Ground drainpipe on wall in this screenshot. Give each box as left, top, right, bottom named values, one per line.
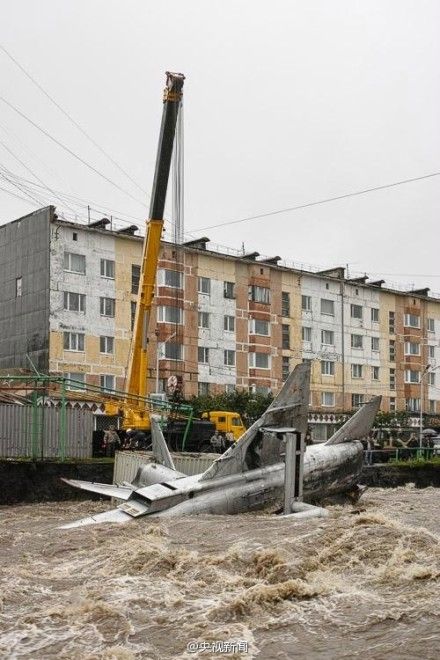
left=340, top=278, right=345, bottom=410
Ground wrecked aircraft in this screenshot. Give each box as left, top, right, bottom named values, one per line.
left=61, top=363, right=381, bottom=528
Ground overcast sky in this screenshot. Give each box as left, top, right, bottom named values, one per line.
left=1, top=1, right=439, bottom=292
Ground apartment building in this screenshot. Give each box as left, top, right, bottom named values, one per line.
left=1, top=206, right=439, bottom=433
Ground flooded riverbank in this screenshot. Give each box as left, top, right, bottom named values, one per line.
left=1, top=486, right=439, bottom=659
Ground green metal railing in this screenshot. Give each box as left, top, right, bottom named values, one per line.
left=1, top=374, right=194, bottom=461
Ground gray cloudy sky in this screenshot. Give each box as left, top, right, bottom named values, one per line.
left=1, top=1, right=439, bottom=291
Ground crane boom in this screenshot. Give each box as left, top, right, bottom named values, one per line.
left=122, top=72, right=185, bottom=428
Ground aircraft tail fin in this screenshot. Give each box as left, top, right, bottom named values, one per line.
left=151, top=415, right=176, bottom=470
left=200, top=363, right=311, bottom=481
left=324, top=396, right=381, bottom=445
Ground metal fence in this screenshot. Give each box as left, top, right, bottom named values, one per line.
left=364, top=447, right=438, bottom=465
left=0, top=404, right=93, bottom=459
left=113, top=450, right=219, bottom=484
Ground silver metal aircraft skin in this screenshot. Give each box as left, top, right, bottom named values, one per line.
left=60, top=364, right=381, bottom=528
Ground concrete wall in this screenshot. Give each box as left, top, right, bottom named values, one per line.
left=0, top=207, right=52, bottom=370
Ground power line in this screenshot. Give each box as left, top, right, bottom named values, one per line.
left=0, top=184, right=39, bottom=205
left=0, top=166, right=45, bottom=205
left=0, top=95, right=148, bottom=209
left=0, top=166, right=144, bottom=224
left=193, top=171, right=440, bottom=232
left=0, top=139, right=77, bottom=214
left=0, top=43, right=149, bottom=199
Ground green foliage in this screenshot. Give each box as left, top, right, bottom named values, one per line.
left=389, top=456, right=440, bottom=468
left=374, top=410, right=411, bottom=428
left=184, top=389, right=274, bottom=425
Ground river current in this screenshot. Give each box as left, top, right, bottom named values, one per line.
left=0, top=486, right=439, bottom=659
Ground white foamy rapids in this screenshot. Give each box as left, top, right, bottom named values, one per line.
left=0, top=488, right=439, bottom=658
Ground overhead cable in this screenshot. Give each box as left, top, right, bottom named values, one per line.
left=0, top=43, right=149, bottom=198
left=193, top=171, right=440, bottom=231
left=0, top=95, right=147, bottom=209
left=0, top=139, right=77, bottom=214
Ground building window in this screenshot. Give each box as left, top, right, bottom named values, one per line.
left=389, top=340, right=395, bottom=361
left=302, top=326, right=312, bottom=342
left=160, top=269, right=183, bottom=288
left=100, top=258, right=115, bottom=279
left=63, top=332, right=85, bottom=352
left=352, top=393, right=364, bottom=408
left=72, top=232, right=78, bottom=241
left=66, top=372, right=85, bottom=391
left=249, top=318, right=270, bottom=336
left=428, top=372, right=435, bottom=386
left=282, top=356, right=290, bottom=381
left=100, top=336, right=114, bottom=354
left=351, top=364, right=363, bottom=378
left=404, top=341, right=420, bottom=356
left=281, top=291, right=290, bottom=317
left=427, top=318, right=435, bottom=332
left=428, top=399, right=435, bottom=413
left=160, top=342, right=183, bottom=360
left=282, top=324, right=290, bottom=349
left=321, top=391, right=335, bottom=407
left=404, top=313, right=420, bottom=328
left=406, top=398, right=420, bottom=412
left=63, top=252, right=86, bottom=274
left=372, top=366, right=380, bottom=380
left=351, top=334, right=363, bottom=349
left=428, top=345, right=435, bottom=359
left=390, top=368, right=395, bottom=390
left=321, top=299, right=335, bottom=316
left=224, top=315, right=235, bottom=332
left=198, top=382, right=210, bottom=396
left=131, top=301, right=136, bottom=331
left=198, top=346, right=209, bottom=364
left=371, top=308, right=379, bottom=323
left=249, top=285, right=270, bottom=305
left=15, top=276, right=22, bottom=297
left=351, top=304, right=363, bottom=320
left=198, top=276, right=211, bottom=295
left=224, top=349, right=235, bottom=366
left=249, top=352, right=270, bottom=369
left=63, top=291, right=86, bottom=312
left=371, top=337, right=379, bottom=352
left=225, top=384, right=235, bottom=393
left=302, top=295, right=312, bottom=311
left=404, top=369, right=420, bottom=384
left=100, top=374, right=115, bottom=393
left=158, top=305, right=183, bottom=324
left=100, top=297, right=115, bottom=317
left=321, top=360, right=335, bottom=376
left=224, top=281, right=235, bottom=299
left=198, top=311, right=210, bottom=328
left=321, top=329, right=334, bottom=346
left=390, top=397, right=396, bottom=412
left=389, top=311, right=395, bottom=334
left=131, top=264, right=140, bottom=294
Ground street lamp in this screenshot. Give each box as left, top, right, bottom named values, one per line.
left=419, top=363, right=440, bottom=448
left=155, top=331, right=177, bottom=394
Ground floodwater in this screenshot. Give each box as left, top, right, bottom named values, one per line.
left=0, top=487, right=439, bottom=659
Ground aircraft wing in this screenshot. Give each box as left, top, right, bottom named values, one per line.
left=59, top=507, right=133, bottom=529
left=61, top=478, right=134, bottom=500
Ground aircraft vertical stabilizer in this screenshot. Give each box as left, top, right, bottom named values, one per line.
left=324, top=396, right=381, bottom=446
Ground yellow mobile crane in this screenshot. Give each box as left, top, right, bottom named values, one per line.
left=106, top=72, right=185, bottom=431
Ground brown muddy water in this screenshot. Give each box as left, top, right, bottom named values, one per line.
left=0, top=487, right=439, bottom=659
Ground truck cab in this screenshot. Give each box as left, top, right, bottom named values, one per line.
left=200, top=411, right=246, bottom=441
